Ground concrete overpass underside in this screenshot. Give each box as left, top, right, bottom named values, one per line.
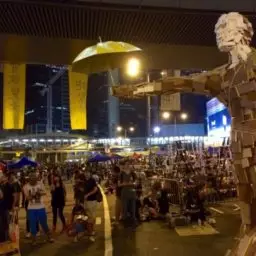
left=1, top=0, right=253, bottom=68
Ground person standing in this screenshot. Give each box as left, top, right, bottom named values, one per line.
left=84, top=171, right=98, bottom=242
left=51, top=175, right=67, bottom=232
left=119, top=161, right=137, bottom=226
left=112, top=165, right=122, bottom=224
left=23, top=173, right=53, bottom=245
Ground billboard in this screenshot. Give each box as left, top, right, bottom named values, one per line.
left=206, top=98, right=231, bottom=137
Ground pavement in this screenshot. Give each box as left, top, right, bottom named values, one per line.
left=18, top=185, right=241, bottom=256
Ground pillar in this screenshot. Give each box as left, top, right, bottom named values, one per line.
left=108, top=69, right=120, bottom=138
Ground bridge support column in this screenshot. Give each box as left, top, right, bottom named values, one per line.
left=108, top=69, right=120, bottom=138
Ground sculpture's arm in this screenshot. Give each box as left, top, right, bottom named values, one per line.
left=111, top=68, right=225, bottom=99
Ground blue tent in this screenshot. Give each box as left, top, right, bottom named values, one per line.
left=88, top=154, right=112, bottom=163
left=111, top=154, right=123, bottom=160
left=8, top=157, right=38, bottom=169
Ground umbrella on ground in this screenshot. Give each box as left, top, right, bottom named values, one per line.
left=8, top=157, right=38, bottom=169
left=72, top=39, right=144, bottom=74
left=88, top=154, right=112, bottom=163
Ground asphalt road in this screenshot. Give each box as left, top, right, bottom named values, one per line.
left=18, top=185, right=241, bottom=256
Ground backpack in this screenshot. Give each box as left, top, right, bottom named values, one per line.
left=96, top=185, right=103, bottom=203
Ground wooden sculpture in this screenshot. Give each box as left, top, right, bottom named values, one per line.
left=112, top=12, right=256, bottom=255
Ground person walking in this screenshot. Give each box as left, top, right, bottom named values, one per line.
left=23, top=173, right=53, bottom=245
left=51, top=175, right=67, bottom=233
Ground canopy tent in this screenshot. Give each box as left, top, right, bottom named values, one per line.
left=8, top=157, right=38, bottom=169
left=88, top=154, right=112, bottom=163
left=111, top=154, right=123, bottom=160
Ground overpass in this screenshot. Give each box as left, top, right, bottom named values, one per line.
left=1, top=0, right=255, bottom=68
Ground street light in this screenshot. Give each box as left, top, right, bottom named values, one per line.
left=129, top=127, right=135, bottom=132
left=153, top=126, right=161, bottom=134
left=162, top=111, right=171, bottom=120
left=126, top=57, right=140, bottom=77
left=180, top=113, right=188, bottom=120
left=116, top=126, right=135, bottom=138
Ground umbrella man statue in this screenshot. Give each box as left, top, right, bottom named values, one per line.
left=112, top=12, right=256, bottom=255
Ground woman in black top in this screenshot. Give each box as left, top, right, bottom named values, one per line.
left=51, top=175, right=66, bottom=232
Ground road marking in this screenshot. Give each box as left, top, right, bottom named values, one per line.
left=96, top=217, right=102, bottom=225
left=209, top=207, right=224, bottom=214
left=233, top=204, right=240, bottom=211
left=98, top=185, right=113, bottom=256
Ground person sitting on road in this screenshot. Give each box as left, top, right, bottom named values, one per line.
left=68, top=202, right=88, bottom=242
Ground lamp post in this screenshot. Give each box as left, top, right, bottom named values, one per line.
left=116, top=126, right=135, bottom=138
left=161, top=111, right=188, bottom=136
left=126, top=58, right=152, bottom=137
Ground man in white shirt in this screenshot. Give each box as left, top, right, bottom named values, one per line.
left=23, top=172, right=53, bottom=245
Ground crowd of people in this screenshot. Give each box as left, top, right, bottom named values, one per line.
left=0, top=144, right=237, bottom=254
left=0, top=163, right=101, bottom=248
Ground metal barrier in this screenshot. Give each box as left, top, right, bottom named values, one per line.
left=142, top=177, right=237, bottom=210
left=142, top=178, right=183, bottom=207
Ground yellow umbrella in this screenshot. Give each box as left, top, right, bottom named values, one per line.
left=72, top=40, right=144, bottom=74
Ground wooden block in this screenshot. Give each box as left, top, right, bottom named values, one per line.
left=231, top=141, right=242, bottom=153
left=238, top=183, right=252, bottom=203
left=235, top=164, right=249, bottom=184
left=242, top=158, right=250, bottom=168
left=247, top=91, right=256, bottom=101
left=242, top=133, right=255, bottom=147
left=243, top=147, right=253, bottom=158
left=241, top=97, right=256, bottom=108
left=233, top=153, right=243, bottom=160
left=249, top=166, right=256, bottom=185
left=225, top=87, right=240, bottom=99
left=192, top=81, right=205, bottom=92
left=236, top=81, right=256, bottom=95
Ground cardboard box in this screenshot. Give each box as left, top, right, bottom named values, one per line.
left=236, top=81, right=256, bottom=95
left=243, top=147, right=253, bottom=158
left=231, top=141, right=242, bottom=153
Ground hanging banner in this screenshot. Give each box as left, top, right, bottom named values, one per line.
left=68, top=68, right=88, bottom=130
left=160, top=93, right=181, bottom=111
left=3, top=63, right=26, bottom=129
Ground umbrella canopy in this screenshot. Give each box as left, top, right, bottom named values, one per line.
left=88, top=154, right=112, bottom=163
left=72, top=41, right=144, bottom=74
left=8, top=157, right=38, bottom=169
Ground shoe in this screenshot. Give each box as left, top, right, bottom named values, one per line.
left=36, top=232, right=40, bottom=237
left=73, top=236, right=78, bottom=243
left=89, top=236, right=95, bottom=242
left=47, top=237, right=54, bottom=243
left=25, top=233, right=31, bottom=238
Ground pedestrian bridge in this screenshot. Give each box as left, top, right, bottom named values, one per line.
left=2, top=1, right=255, bottom=68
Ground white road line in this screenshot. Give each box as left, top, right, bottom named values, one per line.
left=209, top=207, right=224, bottom=214
left=96, top=217, right=102, bottom=225
left=233, top=204, right=240, bottom=211
left=98, top=185, right=113, bottom=256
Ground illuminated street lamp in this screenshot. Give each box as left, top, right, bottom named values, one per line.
left=116, top=126, right=135, bottom=138
left=181, top=113, right=188, bottom=120
left=126, top=57, right=140, bottom=77
left=162, top=111, right=171, bottom=120
left=153, top=126, right=161, bottom=134
left=116, top=126, right=123, bottom=132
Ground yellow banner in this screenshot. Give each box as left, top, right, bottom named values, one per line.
left=3, top=64, right=26, bottom=129
left=69, top=68, right=88, bottom=130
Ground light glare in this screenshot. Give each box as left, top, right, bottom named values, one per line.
left=126, top=58, right=140, bottom=77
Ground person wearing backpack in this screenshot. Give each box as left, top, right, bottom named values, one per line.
left=118, top=161, right=137, bottom=226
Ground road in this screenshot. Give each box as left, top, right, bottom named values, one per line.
left=18, top=185, right=241, bottom=256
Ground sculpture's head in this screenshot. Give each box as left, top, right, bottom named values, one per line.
left=215, top=12, right=254, bottom=68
